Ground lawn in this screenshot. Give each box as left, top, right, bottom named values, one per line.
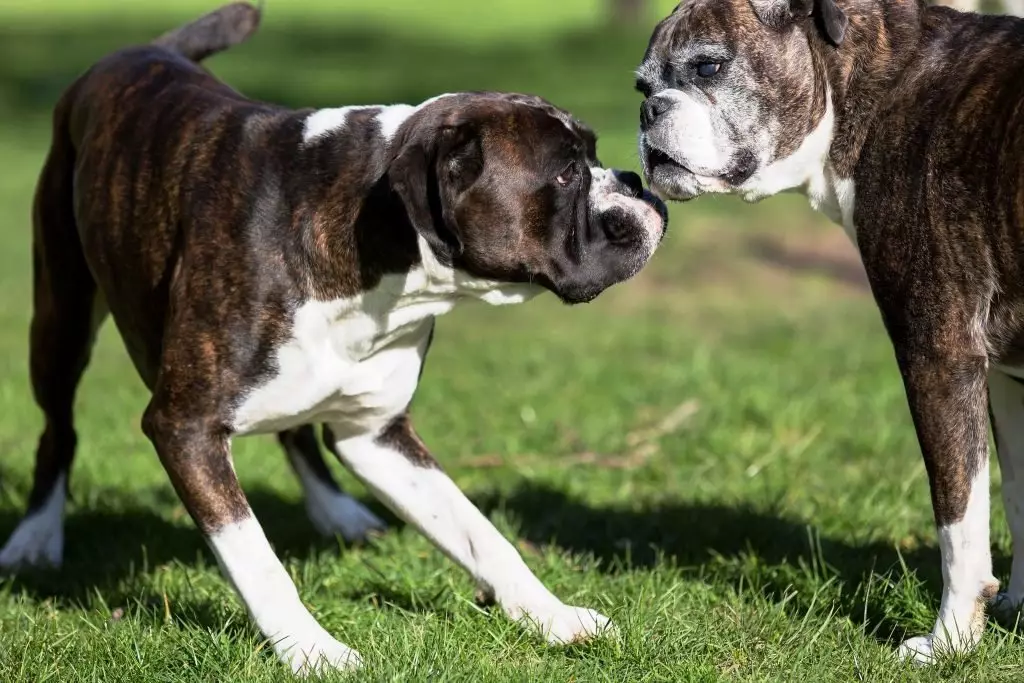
left=0, top=1, right=1021, bottom=681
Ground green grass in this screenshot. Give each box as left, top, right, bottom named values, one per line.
left=0, top=1, right=1021, bottom=681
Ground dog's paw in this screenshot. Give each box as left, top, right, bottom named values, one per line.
left=0, top=515, right=63, bottom=571
left=276, top=629, right=363, bottom=676
left=897, top=635, right=937, bottom=665
left=990, top=592, right=1024, bottom=628
left=306, top=493, right=386, bottom=543
left=516, top=604, right=615, bottom=645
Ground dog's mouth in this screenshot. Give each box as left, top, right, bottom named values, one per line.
left=647, top=147, right=689, bottom=174
left=644, top=145, right=698, bottom=201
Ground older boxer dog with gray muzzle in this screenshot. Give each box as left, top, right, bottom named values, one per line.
left=0, top=2, right=667, bottom=675
left=636, top=0, right=1024, bottom=665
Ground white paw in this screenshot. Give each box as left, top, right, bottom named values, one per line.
left=897, top=635, right=937, bottom=665
left=0, top=514, right=64, bottom=571
left=276, top=629, right=363, bottom=676
left=515, top=604, right=615, bottom=645
left=990, top=592, right=1023, bottom=628
left=306, top=494, right=386, bottom=543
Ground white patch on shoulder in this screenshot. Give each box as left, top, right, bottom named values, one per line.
left=304, top=95, right=458, bottom=148
left=302, top=106, right=378, bottom=144
left=209, top=516, right=361, bottom=674
left=377, top=93, right=457, bottom=144
left=375, top=105, right=416, bottom=143
left=231, top=236, right=541, bottom=437
left=0, top=473, right=66, bottom=570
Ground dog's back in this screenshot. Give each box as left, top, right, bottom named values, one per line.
left=33, top=3, right=266, bottom=387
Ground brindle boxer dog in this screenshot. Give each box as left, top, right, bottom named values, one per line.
left=0, top=2, right=667, bottom=674
left=636, top=0, right=1024, bottom=666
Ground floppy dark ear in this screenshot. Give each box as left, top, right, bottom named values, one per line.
left=390, top=122, right=482, bottom=266
left=816, top=0, right=847, bottom=47
left=749, top=0, right=846, bottom=46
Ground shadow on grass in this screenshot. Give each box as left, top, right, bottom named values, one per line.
left=0, top=474, right=1014, bottom=646
left=0, top=488, right=398, bottom=623
left=478, top=482, right=1016, bottom=647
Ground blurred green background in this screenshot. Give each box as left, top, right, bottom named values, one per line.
left=0, top=1, right=1019, bottom=681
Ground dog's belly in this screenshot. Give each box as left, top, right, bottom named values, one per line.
left=231, top=309, right=430, bottom=438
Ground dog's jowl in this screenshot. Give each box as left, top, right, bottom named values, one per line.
left=0, top=1, right=667, bottom=675
left=635, top=0, right=1024, bottom=665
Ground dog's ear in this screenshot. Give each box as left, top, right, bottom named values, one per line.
left=390, top=122, right=483, bottom=266
left=816, top=0, right=848, bottom=46
left=749, top=0, right=847, bottom=47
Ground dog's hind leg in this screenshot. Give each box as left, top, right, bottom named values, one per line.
left=277, top=425, right=384, bottom=542
left=987, top=369, right=1024, bottom=627
left=0, top=116, right=106, bottom=571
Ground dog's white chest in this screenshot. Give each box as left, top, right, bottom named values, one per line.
left=231, top=277, right=442, bottom=437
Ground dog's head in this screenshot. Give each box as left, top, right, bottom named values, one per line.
left=636, top=0, right=847, bottom=202
left=390, top=93, right=667, bottom=305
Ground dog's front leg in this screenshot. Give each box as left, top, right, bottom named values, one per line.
left=142, top=404, right=361, bottom=675
left=892, top=347, right=999, bottom=663
left=330, top=413, right=613, bottom=644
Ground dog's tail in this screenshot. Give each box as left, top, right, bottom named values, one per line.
left=152, top=1, right=263, bottom=62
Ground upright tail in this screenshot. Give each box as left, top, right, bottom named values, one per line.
left=152, top=1, right=263, bottom=62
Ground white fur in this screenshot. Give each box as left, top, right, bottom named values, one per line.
left=302, top=106, right=378, bottom=144
left=589, top=168, right=666, bottom=246
left=658, top=88, right=735, bottom=176
left=303, top=95, right=458, bottom=147
left=898, top=464, right=996, bottom=664
left=986, top=370, right=1024, bottom=624
left=231, top=237, right=540, bottom=437
left=0, top=473, right=66, bottom=569
left=376, top=94, right=456, bottom=143
left=734, top=95, right=859, bottom=243
left=209, top=516, right=361, bottom=674
left=375, top=105, right=416, bottom=143
left=331, top=431, right=613, bottom=644
left=282, top=442, right=386, bottom=541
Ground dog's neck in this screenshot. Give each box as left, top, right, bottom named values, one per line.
left=291, top=104, right=540, bottom=310
left=811, top=0, right=925, bottom=178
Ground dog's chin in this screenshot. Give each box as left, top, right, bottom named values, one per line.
left=643, top=148, right=728, bottom=202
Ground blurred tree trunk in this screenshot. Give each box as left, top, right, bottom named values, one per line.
left=610, top=0, right=648, bottom=23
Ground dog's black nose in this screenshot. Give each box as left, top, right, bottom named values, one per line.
left=614, top=170, right=644, bottom=198
left=640, top=95, right=671, bottom=129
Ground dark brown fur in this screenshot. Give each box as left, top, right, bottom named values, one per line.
left=639, top=0, right=1024, bottom=656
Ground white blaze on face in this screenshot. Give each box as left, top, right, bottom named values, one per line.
left=657, top=88, right=736, bottom=176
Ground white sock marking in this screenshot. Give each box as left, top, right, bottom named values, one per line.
left=987, top=370, right=1024, bottom=621
left=0, top=472, right=66, bottom=569
left=898, top=463, right=995, bottom=663
left=331, top=431, right=612, bottom=644
left=209, top=515, right=362, bottom=674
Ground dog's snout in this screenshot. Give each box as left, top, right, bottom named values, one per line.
left=614, top=170, right=644, bottom=198
left=640, top=95, right=671, bottom=129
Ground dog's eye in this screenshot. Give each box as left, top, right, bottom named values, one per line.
left=556, top=162, right=577, bottom=186
left=695, top=62, right=721, bottom=78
